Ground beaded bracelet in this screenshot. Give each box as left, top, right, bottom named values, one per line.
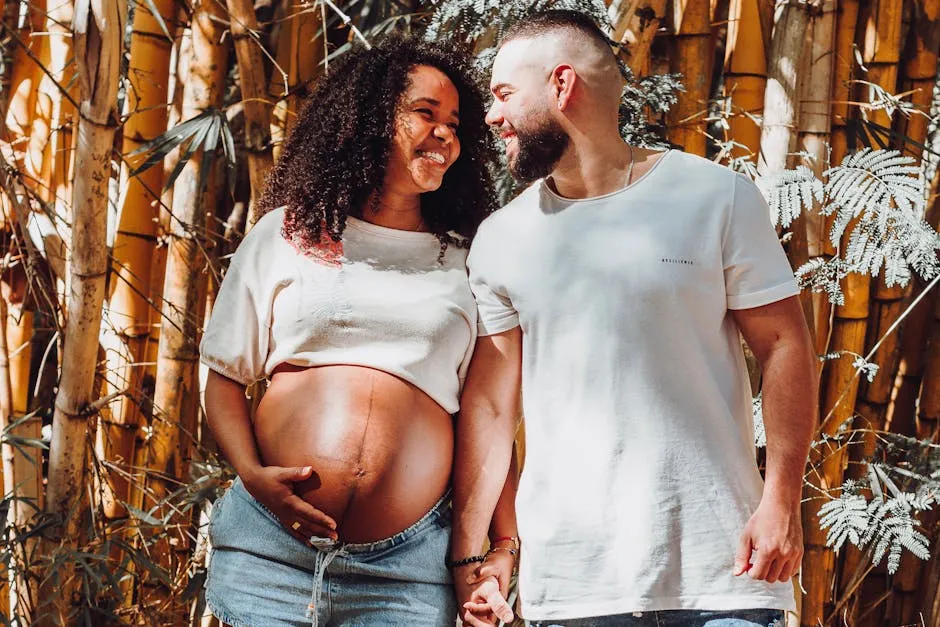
left=447, top=554, right=486, bottom=568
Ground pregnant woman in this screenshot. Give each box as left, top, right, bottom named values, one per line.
left=199, top=35, right=496, bottom=626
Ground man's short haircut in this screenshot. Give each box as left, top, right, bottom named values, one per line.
left=500, top=9, right=613, bottom=51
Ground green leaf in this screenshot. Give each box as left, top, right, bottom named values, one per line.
left=123, top=503, right=162, bottom=526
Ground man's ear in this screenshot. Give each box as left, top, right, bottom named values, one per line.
left=551, top=64, right=577, bottom=111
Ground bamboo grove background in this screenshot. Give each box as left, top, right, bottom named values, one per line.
left=0, top=0, right=938, bottom=624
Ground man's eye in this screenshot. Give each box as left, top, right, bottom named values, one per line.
left=416, top=108, right=433, bottom=115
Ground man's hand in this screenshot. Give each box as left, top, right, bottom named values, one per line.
left=733, top=496, right=803, bottom=582
left=241, top=465, right=338, bottom=544
left=459, top=577, right=513, bottom=627
left=454, top=554, right=515, bottom=626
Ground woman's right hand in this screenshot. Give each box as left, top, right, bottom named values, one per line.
left=242, top=465, right=339, bottom=543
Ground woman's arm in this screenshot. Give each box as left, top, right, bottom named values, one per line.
left=205, top=370, right=337, bottom=542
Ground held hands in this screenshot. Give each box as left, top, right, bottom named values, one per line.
left=734, top=496, right=803, bottom=583
left=242, top=465, right=338, bottom=544
left=454, top=550, right=515, bottom=627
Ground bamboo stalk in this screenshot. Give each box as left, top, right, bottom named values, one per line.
left=836, top=0, right=906, bottom=620
left=269, top=0, right=323, bottom=161
left=757, top=0, right=816, bottom=336
left=2, top=280, right=39, bottom=622
left=225, top=0, right=273, bottom=223
left=39, top=0, right=126, bottom=616
left=722, top=0, right=766, bottom=160
left=0, top=280, right=19, bottom=619
left=666, top=0, right=713, bottom=156
left=792, top=6, right=835, bottom=624
left=828, top=0, right=860, bottom=168
left=883, top=0, right=940, bottom=442
left=797, top=0, right=836, bottom=353
left=0, top=0, right=23, bottom=128
left=130, top=5, right=189, bottom=516
left=98, top=0, right=177, bottom=522
left=609, top=0, right=669, bottom=76
left=916, top=273, right=940, bottom=440
left=141, top=0, right=228, bottom=614
left=43, top=0, right=77, bottom=234
left=1, top=0, right=49, bottom=204
left=758, top=0, right=815, bottom=176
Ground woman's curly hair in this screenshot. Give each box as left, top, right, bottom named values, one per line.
left=259, top=34, right=498, bottom=253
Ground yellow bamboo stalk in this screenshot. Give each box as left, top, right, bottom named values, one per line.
left=269, top=0, right=323, bottom=161
left=828, top=0, right=860, bottom=167
left=919, top=538, right=940, bottom=627
left=884, top=158, right=940, bottom=623
left=1, top=0, right=49, bottom=205
left=609, top=0, right=669, bottom=76
left=226, top=0, right=273, bottom=223
left=805, top=275, right=868, bottom=626
left=831, top=0, right=905, bottom=621
left=758, top=0, right=815, bottom=177
left=797, top=0, right=836, bottom=352
left=141, top=0, right=228, bottom=614
left=38, top=0, right=126, bottom=619
left=43, top=0, right=77, bottom=232
left=2, top=277, right=39, bottom=622
left=899, top=0, right=940, bottom=157
left=666, top=0, right=713, bottom=156
left=130, top=7, right=190, bottom=515
left=757, top=0, right=815, bottom=351
left=722, top=0, right=766, bottom=159
left=855, top=0, right=903, bottom=131
left=98, top=0, right=176, bottom=521
left=791, top=7, right=835, bottom=625
left=0, top=0, right=21, bottom=123
left=0, top=283, right=18, bottom=619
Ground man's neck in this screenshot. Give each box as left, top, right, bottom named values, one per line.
left=547, top=135, right=635, bottom=199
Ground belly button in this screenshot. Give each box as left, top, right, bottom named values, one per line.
left=355, top=468, right=368, bottom=479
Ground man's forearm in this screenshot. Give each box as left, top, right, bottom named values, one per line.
left=451, top=399, right=517, bottom=561
left=760, top=339, right=818, bottom=504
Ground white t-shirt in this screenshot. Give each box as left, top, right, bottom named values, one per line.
left=467, top=150, right=799, bottom=620
left=200, top=207, right=477, bottom=413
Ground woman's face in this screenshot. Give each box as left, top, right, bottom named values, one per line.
left=384, top=65, right=462, bottom=195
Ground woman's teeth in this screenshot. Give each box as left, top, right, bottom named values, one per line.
left=417, top=150, right=446, bottom=164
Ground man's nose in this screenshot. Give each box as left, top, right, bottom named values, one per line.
left=485, top=101, right=503, bottom=127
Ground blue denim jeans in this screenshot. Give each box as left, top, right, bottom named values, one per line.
left=205, top=477, right=456, bottom=626
left=527, top=609, right=785, bottom=627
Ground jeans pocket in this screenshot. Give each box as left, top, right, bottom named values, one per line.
left=207, top=488, right=231, bottom=543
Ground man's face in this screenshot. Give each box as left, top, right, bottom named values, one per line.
left=486, top=40, right=570, bottom=184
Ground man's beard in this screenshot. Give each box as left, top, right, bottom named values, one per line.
left=508, top=114, right=569, bottom=184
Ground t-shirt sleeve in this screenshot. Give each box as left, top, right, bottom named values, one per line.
left=723, top=173, right=800, bottom=310
left=467, top=225, right=520, bottom=336
left=199, top=223, right=275, bottom=385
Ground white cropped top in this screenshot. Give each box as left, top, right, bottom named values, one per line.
left=199, top=207, right=477, bottom=413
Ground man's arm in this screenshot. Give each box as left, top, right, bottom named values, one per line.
left=452, top=328, right=523, bottom=624
left=731, top=295, right=818, bottom=583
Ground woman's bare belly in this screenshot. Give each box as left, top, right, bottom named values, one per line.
left=252, top=364, right=453, bottom=543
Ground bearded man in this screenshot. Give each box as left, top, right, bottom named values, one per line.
left=450, top=9, right=818, bottom=627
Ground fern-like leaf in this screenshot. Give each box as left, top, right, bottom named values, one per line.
left=818, top=492, right=869, bottom=552
left=795, top=258, right=851, bottom=305
left=759, top=166, right=824, bottom=228
left=822, top=148, right=938, bottom=288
